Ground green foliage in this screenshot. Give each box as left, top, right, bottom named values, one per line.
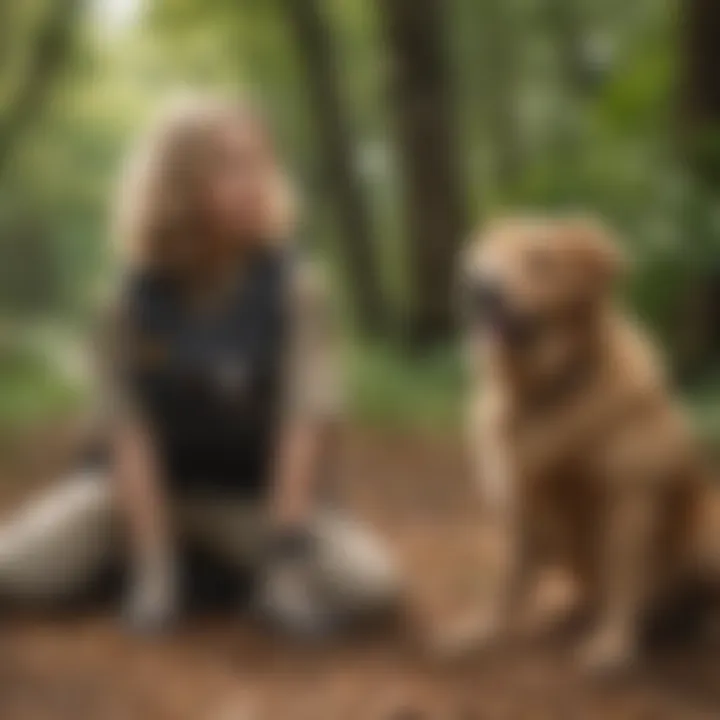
left=348, top=343, right=463, bottom=431
left=685, top=373, right=720, bottom=452
left=0, top=345, right=82, bottom=431
left=1, top=0, right=718, bottom=432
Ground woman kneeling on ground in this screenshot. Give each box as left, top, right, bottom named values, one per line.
left=0, top=94, right=398, bottom=636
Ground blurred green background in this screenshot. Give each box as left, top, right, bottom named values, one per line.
left=0, top=0, right=719, bottom=439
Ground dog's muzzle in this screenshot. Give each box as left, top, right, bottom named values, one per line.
left=461, top=276, right=538, bottom=347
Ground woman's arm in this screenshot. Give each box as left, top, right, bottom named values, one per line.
left=259, top=262, right=345, bottom=636
left=271, top=419, right=328, bottom=528
left=96, top=299, right=178, bottom=631
left=269, top=262, right=344, bottom=530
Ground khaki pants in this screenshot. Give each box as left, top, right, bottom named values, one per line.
left=0, top=471, right=398, bottom=615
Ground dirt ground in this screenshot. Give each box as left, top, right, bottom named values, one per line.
left=1, top=428, right=720, bottom=720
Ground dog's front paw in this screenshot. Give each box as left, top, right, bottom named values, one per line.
left=577, top=626, right=636, bottom=677
left=515, top=572, right=580, bottom=638
left=426, top=609, right=504, bottom=661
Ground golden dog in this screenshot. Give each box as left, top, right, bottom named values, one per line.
left=455, top=216, right=720, bottom=674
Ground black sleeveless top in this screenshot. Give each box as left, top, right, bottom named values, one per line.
left=123, top=248, right=289, bottom=498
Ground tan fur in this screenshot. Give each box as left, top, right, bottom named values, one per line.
left=458, top=215, right=719, bottom=673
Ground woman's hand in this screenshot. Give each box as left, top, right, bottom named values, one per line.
left=261, top=418, right=343, bottom=638
left=255, top=524, right=343, bottom=639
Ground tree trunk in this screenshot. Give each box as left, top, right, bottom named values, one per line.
left=281, top=0, right=386, bottom=337
left=0, top=0, right=85, bottom=177
left=681, top=0, right=720, bottom=182
left=674, top=0, right=720, bottom=381
left=378, top=0, right=467, bottom=349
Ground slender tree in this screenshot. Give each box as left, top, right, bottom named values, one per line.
left=377, top=0, right=467, bottom=348
left=0, top=0, right=86, bottom=176
left=281, top=0, right=387, bottom=337
left=674, top=0, right=720, bottom=380
left=682, top=0, right=720, bottom=182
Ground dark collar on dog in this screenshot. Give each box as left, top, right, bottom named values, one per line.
left=525, top=352, right=599, bottom=414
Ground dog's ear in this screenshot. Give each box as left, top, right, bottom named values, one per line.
left=567, top=217, right=627, bottom=295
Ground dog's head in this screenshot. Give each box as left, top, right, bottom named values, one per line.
left=459, top=216, right=625, bottom=355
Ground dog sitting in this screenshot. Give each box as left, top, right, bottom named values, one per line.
left=453, top=215, right=720, bottom=674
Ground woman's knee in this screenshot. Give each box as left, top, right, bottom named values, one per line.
left=0, top=471, right=117, bottom=601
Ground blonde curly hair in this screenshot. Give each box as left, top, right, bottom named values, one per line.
left=113, top=93, right=296, bottom=277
